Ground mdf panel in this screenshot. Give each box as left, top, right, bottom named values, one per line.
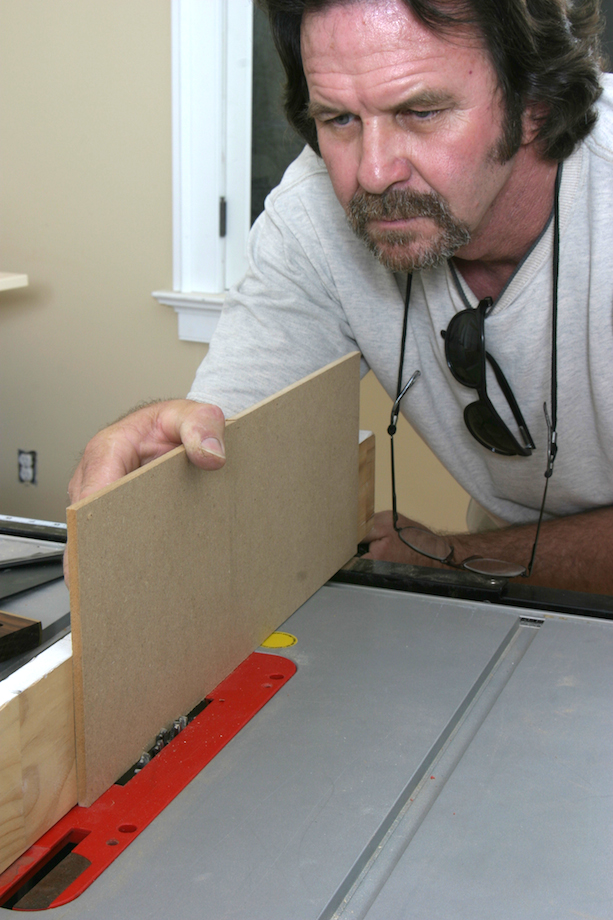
left=68, top=355, right=361, bottom=806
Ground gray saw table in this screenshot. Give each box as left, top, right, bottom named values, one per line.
left=0, top=559, right=611, bottom=919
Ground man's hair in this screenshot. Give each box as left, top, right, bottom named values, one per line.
left=260, top=0, right=605, bottom=161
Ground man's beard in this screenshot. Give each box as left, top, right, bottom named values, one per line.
left=346, top=187, right=472, bottom=272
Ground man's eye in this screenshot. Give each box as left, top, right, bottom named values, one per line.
left=404, top=109, right=439, bottom=120
left=330, top=113, right=355, bottom=126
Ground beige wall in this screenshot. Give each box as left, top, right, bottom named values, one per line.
left=0, top=0, right=468, bottom=533
left=0, top=0, right=207, bottom=522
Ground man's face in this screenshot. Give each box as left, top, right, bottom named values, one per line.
left=301, top=0, right=519, bottom=271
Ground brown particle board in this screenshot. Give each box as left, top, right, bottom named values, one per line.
left=358, top=434, right=375, bottom=541
left=67, top=354, right=361, bottom=806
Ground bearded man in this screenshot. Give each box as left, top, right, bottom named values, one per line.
left=70, top=0, right=613, bottom=593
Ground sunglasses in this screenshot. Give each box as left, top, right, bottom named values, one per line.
left=442, top=296, right=535, bottom=456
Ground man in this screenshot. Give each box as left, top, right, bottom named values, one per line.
left=69, top=0, right=613, bottom=593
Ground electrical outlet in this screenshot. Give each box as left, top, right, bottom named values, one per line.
left=18, top=450, right=37, bottom=484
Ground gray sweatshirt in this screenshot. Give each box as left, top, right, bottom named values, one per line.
left=189, top=76, right=613, bottom=528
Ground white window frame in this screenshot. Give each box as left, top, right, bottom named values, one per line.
left=152, top=0, right=253, bottom=343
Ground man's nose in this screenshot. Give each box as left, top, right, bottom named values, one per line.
left=356, top=121, right=412, bottom=195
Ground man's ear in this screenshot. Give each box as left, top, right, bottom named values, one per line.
left=521, top=101, right=548, bottom=145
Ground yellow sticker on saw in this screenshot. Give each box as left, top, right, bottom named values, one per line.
left=260, top=631, right=298, bottom=648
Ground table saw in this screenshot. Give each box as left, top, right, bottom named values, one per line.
left=1, top=522, right=611, bottom=920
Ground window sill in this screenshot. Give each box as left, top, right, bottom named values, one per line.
left=0, top=272, right=28, bottom=292
left=152, top=290, right=225, bottom=343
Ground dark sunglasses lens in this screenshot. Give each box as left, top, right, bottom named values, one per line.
left=445, top=311, right=482, bottom=387
left=464, top=400, right=522, bottom=456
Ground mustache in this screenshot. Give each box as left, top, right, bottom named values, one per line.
left=347, top=188, right=461, bottom=226
left=345, top=187, right=472, bottom=272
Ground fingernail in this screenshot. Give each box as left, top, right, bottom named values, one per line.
left=201, top=437, right=225, bottom=459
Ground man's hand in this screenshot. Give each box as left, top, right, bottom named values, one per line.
left=68, top=399, right=226, bottom=505
left=361, top=511, right=439, bottom=566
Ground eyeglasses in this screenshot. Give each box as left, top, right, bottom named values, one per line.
left=388, top=166, right=560, bottom=579
left=389, top=390, right=555, bottom=576
left=442, top=296, right=535, bottom=456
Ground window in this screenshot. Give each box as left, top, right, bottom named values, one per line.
left=153, top=0, right=303, bottom=343
left=153, top=0, right=253, bottom=342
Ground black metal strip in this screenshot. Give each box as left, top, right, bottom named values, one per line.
left=332, top=557, right=613, bottom=620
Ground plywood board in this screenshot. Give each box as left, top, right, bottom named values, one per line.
left=67, top=354, right=360, bottom=806
left=19, top=656, right=76, bottom=844
left=0, top=695, right=25, bottom=875
left=0, top=636, right=76, bottom=876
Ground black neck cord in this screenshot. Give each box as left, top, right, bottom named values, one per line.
left=396, top=273, right=412, bottom=400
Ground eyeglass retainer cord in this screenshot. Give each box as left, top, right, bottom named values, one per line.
left=389, top=163, right=562, bottom=578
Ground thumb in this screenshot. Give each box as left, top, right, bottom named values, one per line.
left=158, top=401, right=227, bottom=470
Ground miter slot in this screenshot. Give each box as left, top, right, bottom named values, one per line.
left=321, top=616, right=540, bottom=920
